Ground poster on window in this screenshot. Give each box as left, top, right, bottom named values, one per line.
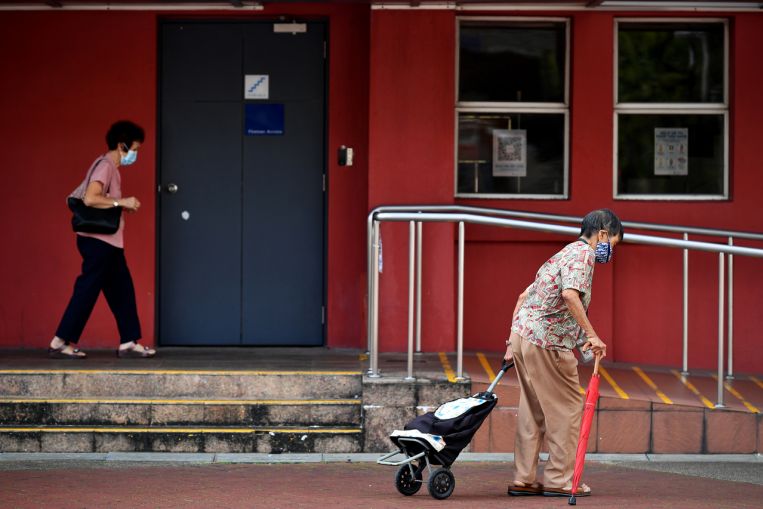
left=492, top=129, right=527, bottom=177
left=654, top=128, right=688, bottom=176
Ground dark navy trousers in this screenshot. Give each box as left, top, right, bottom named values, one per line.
left=56, top=236, right=142, bottom=344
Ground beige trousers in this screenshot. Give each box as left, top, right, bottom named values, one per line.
left=511, top=333, right=583, bottom=489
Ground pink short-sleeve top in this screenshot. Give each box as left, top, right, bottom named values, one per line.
left=76, top=156, right=125, bottom=249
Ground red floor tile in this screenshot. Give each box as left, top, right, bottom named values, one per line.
left=705, top=410, right=757, bottom=453
left=652, top=407, right=704, bottom=453
left=597, top=410, right=650, bottom=454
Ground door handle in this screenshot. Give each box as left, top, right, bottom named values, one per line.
left=166, top=183, right=179, bottom=194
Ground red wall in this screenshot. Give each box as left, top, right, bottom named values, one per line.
left=368, top=10, right=763, bottom=374
left=1, top=6, right=761, bottom=374
left=323, top=5, right=371, bottom=348
left=0, top=11, right=158, bottom=349
left=368, top=11, right=458, bottom=352
left=0, top=4, right=370, bottom=350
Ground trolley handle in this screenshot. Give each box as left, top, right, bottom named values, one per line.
left=476, top=359, right=514, bottom=398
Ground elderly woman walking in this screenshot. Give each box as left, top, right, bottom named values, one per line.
left=504, top=209, right=623, bottom=498
left=49, top=120, right=155, bottom=359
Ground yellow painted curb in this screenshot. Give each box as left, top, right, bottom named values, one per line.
left=438, top=352, right=457, bottom=383
left=711, top=375, right=760, bottom=413
left=0, top=398, right=361, bottom=406
left=0, top=370, right=361, bottom=376
left=671, top=370, right=715, bottom=410
left=476, top=352, right=495, bottom=381
left=598, top=366, right=629, bottom=400
left=0, top=427, right=362, bottom=434
left=632, top=366, right=673, bottom=405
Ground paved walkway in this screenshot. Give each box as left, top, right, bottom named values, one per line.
left=2, top=458, right=762, bottom=508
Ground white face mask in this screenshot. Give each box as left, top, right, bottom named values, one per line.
left=119, top=143, right=138, bottom=166
left=120, top=149, right=138, bottom=166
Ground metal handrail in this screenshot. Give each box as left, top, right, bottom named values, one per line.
left=366, top=209, right=763, bottom=409
left=368, top=205, right=763, bottom=241
left=366, top=205, right=763, bottom=384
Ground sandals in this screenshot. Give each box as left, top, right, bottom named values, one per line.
left=48, top=345, right=87, bottom=359
left=47, top=341, right=155, bottom=359
left=117, top=343, right=156, bottom=358
left=543, top=483, right=592, bottom=497
left=508, top=481, right=543, bottom=496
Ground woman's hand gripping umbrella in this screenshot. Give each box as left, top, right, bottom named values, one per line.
left=569, top=353, right=602, bottom=506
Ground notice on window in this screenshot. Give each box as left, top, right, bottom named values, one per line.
left=654, top=128, right=688, bottom=176
left=492, top=129, right=527, bottom=177
left=244, top=74, right=269, bottom=100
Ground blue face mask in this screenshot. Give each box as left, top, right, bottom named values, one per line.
left=595, top=240, right=613, bottom=264
left=120, top=146, right=138, bottom=166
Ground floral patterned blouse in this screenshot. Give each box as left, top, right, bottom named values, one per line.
left=511, top=240, right=595, bottom=351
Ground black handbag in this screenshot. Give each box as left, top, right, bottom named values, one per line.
left=68, top=158, right=122, bottom=234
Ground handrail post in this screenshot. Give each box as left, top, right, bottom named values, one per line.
left=406, top=221, right=415, bottom=381
left=456, top=221, right=465, bottom=381
left=369, top=220, right=381, bottom=378
left=715, top=252, right=725, bottom=408
left=726, top=237, right=734, bottom=380
left=366, top=214, right=374, bottom=356
left=416, top=221, right=423, bottom=353
left=681, top=233, right=689, bottom=376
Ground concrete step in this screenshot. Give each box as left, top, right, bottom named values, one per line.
left=0, top=366, right=483, bottom=454
left=0, top=397, right=361, bottom=427
left=0, top=426, right=362, bottom=453
left=0, top=368, right=365, bottom=453
left=0, top=369, right=362, bottom=400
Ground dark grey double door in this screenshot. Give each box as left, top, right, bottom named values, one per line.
left=159, top=21, right=326, bottom=346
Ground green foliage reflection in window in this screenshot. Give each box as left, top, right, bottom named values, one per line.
left=618, top=23, right=724, bottom=104
left=459, top=22, right=566, bottom=103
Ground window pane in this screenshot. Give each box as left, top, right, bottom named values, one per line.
left=617, top=114, right=724, bottom=196
left=457, top=112, right=565, bottom=196
left=618, top=23, right=724, bottom=103
left=459, top=22, right=566, bottom=103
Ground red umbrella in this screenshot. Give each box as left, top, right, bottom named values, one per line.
left=569, top=354, right=602, bottom=506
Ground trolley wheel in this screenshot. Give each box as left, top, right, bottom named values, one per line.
left=427, top=467, right=455, bottom=500
left=395, top=464, right=423, bottom=496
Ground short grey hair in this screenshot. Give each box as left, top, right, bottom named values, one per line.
left=580, top=209, right=624, bottom=239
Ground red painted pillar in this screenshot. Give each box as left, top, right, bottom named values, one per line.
left=570, top=12, right=617, bottom=358
left=368, top=10, right=457, bottom=352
